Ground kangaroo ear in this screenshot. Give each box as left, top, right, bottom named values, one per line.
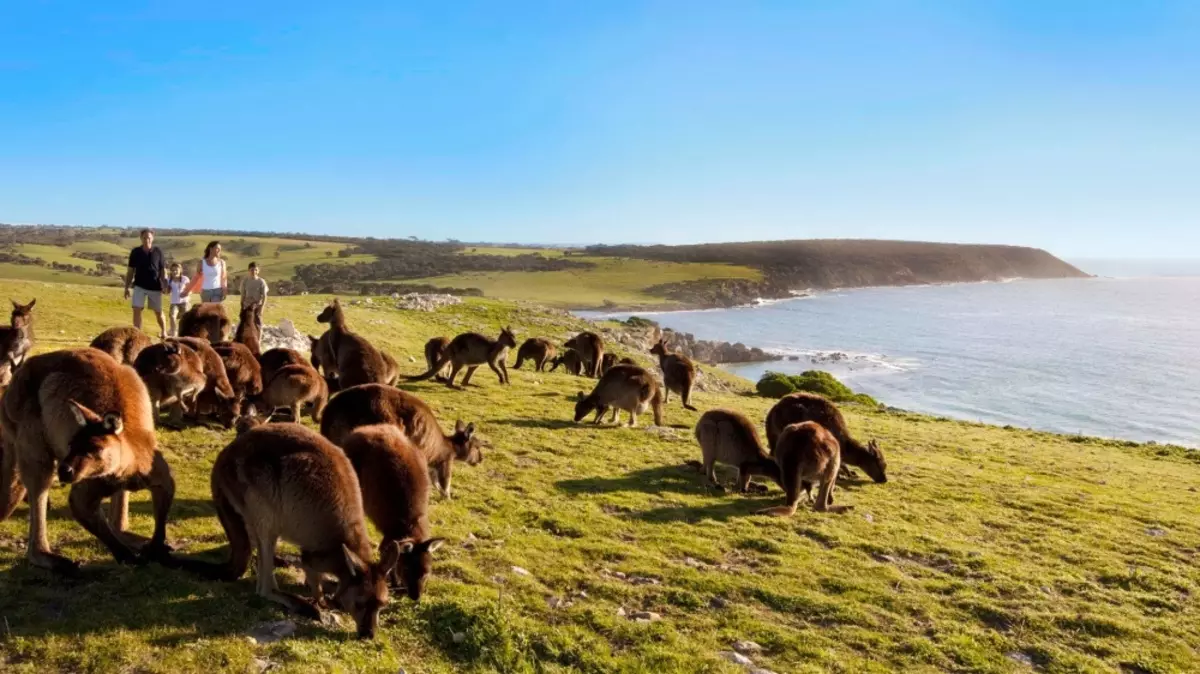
left=454, top=419, right=465, bottom=433
left=342, top=544, right=366, bottom=577
left=66, top=399, right=101, bottom=427
left=576, top=391, right=585, bottom=402
left=425, top=538, right=445, bottom=554
left=10, top=300, right=19, bottom=311
left=463, top=422, right=476, bottom=439
left=102, top=413, right=124, bottom=435
left=868, top=439, right=880, bottom=453
left=394, top=539, right=415, bottom=556
left=25, top=299, right=35, bottom=310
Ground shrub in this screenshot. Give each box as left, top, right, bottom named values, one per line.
left=756, top=370, right=878, bottom=406
left=756, top=372, right=797, bottom=398
left=622, top=316, right=659, bottom=329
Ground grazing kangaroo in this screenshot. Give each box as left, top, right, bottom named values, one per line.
left=549, top=349, right=584, bottom=376
left=133, top=342, right=208, bottom=426
left=170, top=336, right=236, bottom=406
left=650, top=339, right=698, bottom=411
left=0, top=349, right=175, bottom=572
left=233, top=301, right=262, bottom=358
left=178, top=302, right=231, bottom=344
left=213, top=341, right=264, bottom=424
left=254, top=363, right=329, bottom=424
left=564, top=331, right=604, bottom=377
left=321, top=384, right=483, bottom=498
left=513, top=338, right=556, bottom=372
left=260, top=347, right=309, bottom=385
left=759, top=421, right=844, bottom=516
left=409, top=327, right=517, bottom=388
left=315, top=300, right=390, bottom=387
left=170, top=423, right=397, bottom=638
left=341, top=425, right=445, bottom=600
left=0, top=299, right=36, bottom=386
left=765, top=392, right=887, bottom=483
left=90, top=326, right=153, bottom=366
left=693, top=409, right=782, bottom=492
left=423, top=337, right=451, bottom=382
left=574, top=363, right=664, bottom=427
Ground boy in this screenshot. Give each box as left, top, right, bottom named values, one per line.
left=240, top=262, right=269, bottom=329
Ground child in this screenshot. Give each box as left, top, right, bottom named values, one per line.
left=166, top=262, right=190, bottom=337
left=240, top=261, right=269, bottom=329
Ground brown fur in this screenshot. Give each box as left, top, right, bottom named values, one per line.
left=765, top=392, right=887, bottom=483
left=170, top=337, right=236, bottom=402
left=650, top=339, right=698, bottom=411
left=254, top=363, right=329, bottom=424
left=90, top=326, right=153, bottom=366
left=549, top=349, right=584, bottom=376
left=564, top=331, right=604, bottom=378
left=513, top=338, right=556, bottom=371
left=341, top=425, right=445, bottom=601
left=315, top=300, right=390, bottom=387
left=0, top=349, right=175, bottom=572
left=168, top=423, right=397, bottom=638
left=133, top=342, right=208, bottom=426
left=233, top=302, right=262, bottom=358
left=0, top=299, right=36, bottom=387
left=574, top=363, right=664, bottom=427
left=380, top=351, right=400, bottom=386
left=260, top=347, right=309, bottom=384
left=693, top=409, right=782, bottom=492
left=308, top=334, right=337, bottom=378
left=759, top=421, right=844, bottom=516
left=213, top=341, right=264, bottom=425
left=423, top=337, right=451, bottom=383
left=178, top=303, right=231, bottom=344
left=320, top=384, right=483, bottom=498
left=409, top=327, right=517, bottom=388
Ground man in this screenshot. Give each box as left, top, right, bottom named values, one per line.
left=124, top=228, right=168, bottom=338
left=239, top=261, right=269, bottom=329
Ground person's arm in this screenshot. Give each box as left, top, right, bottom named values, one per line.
left=124, top=249, right=135, bottom=299
left=158, top=252, right=168, bottom=292
left=221, top=261, right=228, bottom=290
left=261, top=279, right=269, bottom=309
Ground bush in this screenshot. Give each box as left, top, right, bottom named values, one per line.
left=622, top=316, right=659, bottom=329
left=756, top=370, right=879, bottom=406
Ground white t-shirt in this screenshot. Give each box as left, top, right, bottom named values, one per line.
left=201, top=258, right=224, bottom=290
left=169, top=276, right=190, bottom=304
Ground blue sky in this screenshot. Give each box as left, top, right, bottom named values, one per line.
left=1, top=1, right=1197, bottom=257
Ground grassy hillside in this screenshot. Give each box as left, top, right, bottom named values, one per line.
left=0, top=280, right=1197, bottom=673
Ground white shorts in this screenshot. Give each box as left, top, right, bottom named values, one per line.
left=132, top=287, right=163, bottom=312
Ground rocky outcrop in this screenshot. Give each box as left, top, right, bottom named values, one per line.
left=598, top=322, right=780, bottom=366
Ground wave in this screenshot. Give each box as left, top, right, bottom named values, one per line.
left=761, top=347, right=920, bottom=374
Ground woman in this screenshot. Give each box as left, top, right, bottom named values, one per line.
left=191, top=240, right=227, bottom=303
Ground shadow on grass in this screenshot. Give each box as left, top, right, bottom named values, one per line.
left=39, top=498, right=220, bottom=524
left=490, top=418, right=578, bottom=431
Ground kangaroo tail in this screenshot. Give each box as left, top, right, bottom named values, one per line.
left=758, top=505, right=798, bottom=517
left=408, top=356, right=450, bottom=381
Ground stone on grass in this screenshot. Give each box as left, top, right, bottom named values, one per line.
left=733, top=640, right=763, bottom=654
left=246, top=620, right=296, bottom=645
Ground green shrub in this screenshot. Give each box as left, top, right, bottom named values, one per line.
left=622, top=315, right=659, bottom=329
left=755, top=370, right=879, bottom=406
left=756, top=371, right=797, bottom=398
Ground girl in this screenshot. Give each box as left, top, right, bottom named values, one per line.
left=166, top=262, right=190, bottom=337
left=190, top=240, right=228, bottom=303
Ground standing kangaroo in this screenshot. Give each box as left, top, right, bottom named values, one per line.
left=422, top=337, right=451, bottom=382
left=178, top=303, right=230, bottom=344
left=341, top=425, right=445, bottom=600
left=0, top=299, right=35, bottom=387
left=408, top=327, right=517, bottom=388
left=213, top=341, right=263, bottom=425
left=649, top=339, right=698, bottom=411
left=574, top=363, right=664, bottom=427
left=253, top=363, right=329, bottom=424
left=513, top=338, right=556, bottom=372
left=765, top=392, right=888, bottom=483
left=0, top=349, right=175, bottom=572
left=90, top=326, right=153, bottom=366
left=170, top=336, right=236, bottom=416
left=693, top=409, right=782, bottom=492
left=321, top=384, right=484, bottom=499
left=168, top=423, right=397, bottom=638
left=315, top=299, right=390, bottom=387
left=758, top=421, right=844, bottom=516
left=233, top=301, right=262, bottom=358
left=564, top=332, right=604, bottom=378
left=259, top=347, right=309, bottom=385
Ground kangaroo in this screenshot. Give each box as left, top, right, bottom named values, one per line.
left=564, top=331, right=604, bottom=377
left=599, top=353, right=616, bottom=375
left=320, top=384, right=483, bottom=499
left=233, top=301, right=262, bottom=358
left=650, top=339, right=698, bottom=411
left=133, top=342, right=208, bottom=426
left=0, top=299, right=36, bottom=387
left=408, top=327, right=517, bottom=388
left=315, top=300, right=390, bottom=387
left=90, top=326, right=153, bottom=365
left=423, top=337, right=451, bottom=382
left=380, top=350, right=400, bottom=386
left=170, top=336, right=236, bottom=408
left=253, top=363, right=329, bottom=424
left=549, top=349, right=583, bottom=376
left=693, top=409, right=782, bottom=492
left=0, top=349, right=175, bottom=572
left=574, top=363, right=664, bottom=427
left=213, top=341, right=264, bottom=424
left=341, top=425, right=445, bottom=600
left=513, top=338, right=556, bottom=372
left=260, top=347, right=309, bottom=384
left=758, top=421, right=844, bottom=516
left=308, top=334, right=336, bottom=379
left=765, top=392, right=888, bottom=483
left=178, top=302, right=231, bottom=344
left=168, top=423, right=397, bottom=638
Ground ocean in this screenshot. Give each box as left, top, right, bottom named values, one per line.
left=582, top=275, right=1200, bottom=448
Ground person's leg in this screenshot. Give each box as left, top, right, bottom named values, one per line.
left=131, top=287, right=145, bottom=330
left=254, top=303, right=264, bottom=329
left=148, top=292, right=166, bottom=339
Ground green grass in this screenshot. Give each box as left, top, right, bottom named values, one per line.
left=2, top=279, right=1200, bottom=673
left=411, top=256, right=761, bottom=309
left=459, top=246, right=566, bottom=258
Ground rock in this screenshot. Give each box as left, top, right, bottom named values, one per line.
left=613, top=571, right=627, bottom=580
left=683, top=557, right=707, bottom=569
left=546, top=596, right=571, bottom=609
left=709, top=597, right=730, bottom=609
left=390, top=293, right=400, bottom=299
left=451, top=631, right=466, bottom=644
left=628, top=610, right=662, bottom=622
left=250, top=657, right=275, bottom=673
left=408, top=355, right=417, bottom=363
left=511, top=566, right=532, bottom=576
left=616, top=607, right=627, bottom=617
left=259, top=321, right=312, bottom=353
left=1146, top=528, right=1167, bottom=537
left=277, top=318, right=296, bottom=339
left=733, top=641, right=763, bottom=654
left=246, top=620, right=296, bottom=645
left=720, top=651, right=755, bottom=666
left=395, top=293, right=462, bottom=312
left=627, top=576, right=660, bottom=586
left=1006, top=652, right=1035, bottom=667
left=750, top=669, right=779, bottom=674
left=862, top=513, right=874, bottom=523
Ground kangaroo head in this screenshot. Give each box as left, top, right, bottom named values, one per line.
left=239, top=302, right=260, bottom=324
left=499, top=326, right=517, bottom=348
left=333, top=542, right=399, bottom=639
left=316, top=299, right=341, bottom=324
left=855, top=439, right=888, bottom=483
left=10, top=299, right=34, bottom=329
left=155, top=342, right=184, bottom=376
left=60, top=400, right=125, bottom=484
left=393, top=537, right=446, bottom=601
left=233, top=403, right=267, bottom=435
left=450, top=420, right=484, bottom=465
left=649, top=339, right=666, bottom=356
left=573, top=392, right=593, bottom=422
